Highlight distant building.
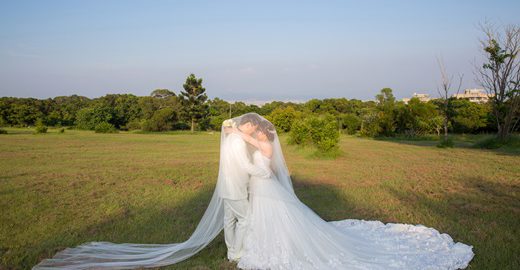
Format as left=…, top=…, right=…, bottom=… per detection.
left=402, top=93, right=432, bottom=104
left=452, top=88, right=494, bottom=103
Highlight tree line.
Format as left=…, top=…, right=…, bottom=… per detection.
left=0, top=84, right=503, bottom=135
left=0, top=23, right=518, bottom=143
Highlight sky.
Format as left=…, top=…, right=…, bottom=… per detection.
left=1, top=0, right=519, bottom=103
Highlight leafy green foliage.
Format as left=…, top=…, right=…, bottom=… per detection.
left=75, top=106, right=113, bottom=130
left=436, top=137, right=454, bottom=148
left=359, top=107, right=382, bottom=137
left=396, top=98, right=443, bottom=136
left=480, top=31, right=520, bottom=141
left=267, top=106, right=302, bottom=132
left=125, top=119, right=143, bottom=130
left=141, top=108, right=177, bottom=132
left=0, top=81, right=507, bottom=137
left=179, top=74, right=209, bottom=132
left=289, top=114, right=340, bottom=157
left=474, top=135, right=520, bottom=149
left=339, top=113, right=361, bottom=135
left=375, top=88, right=397, bottom=136
left=34, top=119, right=48, bottom=134
left=150, top=89, right=176, bottom=99
left=449, top=99, right=490, bottom=133
left=94, top=122, right=118, bottom=133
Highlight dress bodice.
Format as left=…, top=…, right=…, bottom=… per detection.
left=252, top=150, right=271, bottom=172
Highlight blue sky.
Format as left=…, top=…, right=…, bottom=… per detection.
left=1, top=0, right=519, bottom=102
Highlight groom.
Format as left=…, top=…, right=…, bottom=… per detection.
left=219, top=113, right=271, bottom=261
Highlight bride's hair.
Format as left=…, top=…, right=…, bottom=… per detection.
left=258, top=120, right=275, bottom=141
left=239, top=113, right=261, bottom=126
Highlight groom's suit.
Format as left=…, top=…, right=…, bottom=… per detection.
left=219, top=132, right=271, bottom=260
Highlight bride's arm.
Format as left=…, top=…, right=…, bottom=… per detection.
left=232, top=127, right=261, bottom=149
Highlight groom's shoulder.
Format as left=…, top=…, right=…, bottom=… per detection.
left=228, top=133, right=244, bottom=143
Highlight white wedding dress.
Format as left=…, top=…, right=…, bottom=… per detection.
left=237, top=150, right=474, bottom=270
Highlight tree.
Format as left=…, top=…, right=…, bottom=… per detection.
left=75, top=105, right=113, bottom=130
left=437, top=56, right=463, bottom=143
left=267, top=106, right=302, bottom=132
left=397, top=98, right=442, bottom=136
left=449, top=99, right=490, bottom=133
left=375, top=88, right=397, bottom=136
left=150, top=89, right=176, bottom=99
left=340, top=113, right=361, bottom=135
left=475, top=23, right=520, bottom=141
left=142, top=108, right=177, bottom=131
left=359, top=107, right=382, bottom=137
left=179, top=74, right=209, bottom=132
left=289, top=114, right=340, bottom=156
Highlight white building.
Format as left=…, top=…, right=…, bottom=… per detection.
left=452, top=88, right=494, bottom=103
left=402, top=93, right=432, bottom=104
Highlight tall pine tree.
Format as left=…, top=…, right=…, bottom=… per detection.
left=179, top=74, right=209, bottom=132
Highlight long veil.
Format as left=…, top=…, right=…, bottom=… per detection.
left=33, top=112, right=293, bottom=269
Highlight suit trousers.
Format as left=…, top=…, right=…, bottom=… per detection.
left=223, top=198, right=249, bottom=260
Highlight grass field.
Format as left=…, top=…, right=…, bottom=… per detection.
left=1, top=128, right=519, bottom=269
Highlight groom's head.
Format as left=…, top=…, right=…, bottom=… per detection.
left=238, top=113, right=261, bottom=135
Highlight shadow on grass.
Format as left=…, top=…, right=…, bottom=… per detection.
left=373, top=134, right=520, bottom=156
left=384, top=175, right=519, bottom=270
left=13, top=173, right=507, bottom=269
left=12, top=186, right=232, bottom=270
left=19, top=175, right=364, bottom=270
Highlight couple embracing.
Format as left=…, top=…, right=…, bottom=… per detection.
left=218, top=113, right=274, bottom=262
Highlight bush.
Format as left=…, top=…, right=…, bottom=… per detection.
left=268, top=106, right=302, bottom=132
left=58, top=128, right=65, bottom=133
left=288, top=118, right=311, bottom=145
left=0, top=128, right=7, bottom=134
left=34, top=119, right=48, bottom=134
left=209, top=115, right=227, bottom=131
left=359, top=110, right=381, bottom=137
left=340, top=113, right=361, bottom=135
left=75, top=106, right=114, bottom=130
left=142, top=108, right=176, bottom=132
left=94, top=122, right=118, bottom=133
left=126, top=119, right=143, bottom=130
left=437, top=137, right=454, bottom=148
left=289, top=114, right=340, bottom=157
left=474, top=135, right=520, bottom=149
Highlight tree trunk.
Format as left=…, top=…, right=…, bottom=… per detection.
left=191, top=118, right=195, bottom=132
left=498, top=125, right=509, bottom=142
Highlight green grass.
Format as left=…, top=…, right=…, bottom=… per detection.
left=1, top=129, right=519, bottom=269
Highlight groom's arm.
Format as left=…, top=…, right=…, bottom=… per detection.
left=230, top=135, right=271, bottom=178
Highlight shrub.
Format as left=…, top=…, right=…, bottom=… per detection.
left=34, top=119, right=48, bottom=134
left=142, top=108, right=176, bottom=132
left=436, top=137, right=454, bottom=148
left=209, top=115, right=227, bottom=131
left=268, top=106, right=302, bottom=132
left=340, top=113, right=361, bottom=135
left=58, top=128, right=65, bottom=133
left=126, top=119, right=143, bottom=130
left=94, top=122, right=118, bottom=133
left=359, top=110, right=381, bottom=137
left=288, top=118, right=311, bottom=145
left=289, top=114, right=340, bottom=156
left=474, top=135, right=520, bottom=149
left=0, top=128, right=7, bottom=134
left=75, top=106, right=113, bottom=130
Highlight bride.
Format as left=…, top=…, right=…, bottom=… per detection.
left=233, top=118, right=474, bottom=270
left=33, top=113, right=474, bottom=269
